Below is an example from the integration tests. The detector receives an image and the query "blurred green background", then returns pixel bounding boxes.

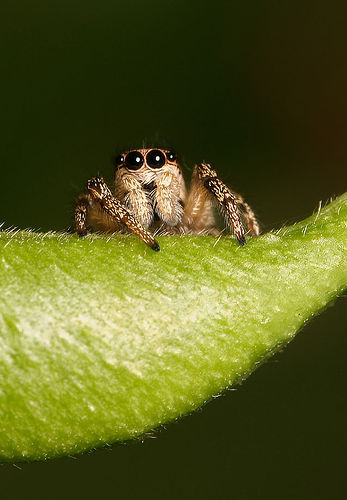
[1,1,346,498]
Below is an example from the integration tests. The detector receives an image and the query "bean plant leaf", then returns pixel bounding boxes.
[0,193,346,461]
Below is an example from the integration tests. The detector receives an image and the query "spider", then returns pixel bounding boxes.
[75,148,259,251]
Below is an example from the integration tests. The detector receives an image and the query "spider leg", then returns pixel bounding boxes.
[76,177,160,251]
[229,191,260,236]
[115,171,153,229]
[183,167,216,232]
[187,163,257,245]
[75,194,90,236]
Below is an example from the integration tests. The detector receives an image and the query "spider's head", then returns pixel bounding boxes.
[113,148,178,177]
[113,147,185,228]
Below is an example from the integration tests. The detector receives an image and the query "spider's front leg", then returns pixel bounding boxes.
[75,177,160,251]
[185,163,259,245]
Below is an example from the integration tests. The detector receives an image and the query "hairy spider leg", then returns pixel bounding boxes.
[189,163,247,245]
[75,194,89,236]
[229,192,260,236]
[76,177,160,251]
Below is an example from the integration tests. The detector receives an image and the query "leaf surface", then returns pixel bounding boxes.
[0,194,346,461]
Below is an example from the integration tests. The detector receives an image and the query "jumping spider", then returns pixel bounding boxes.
[75,148,259,251]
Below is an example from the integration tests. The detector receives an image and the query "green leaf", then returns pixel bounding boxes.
[0,194,346,462]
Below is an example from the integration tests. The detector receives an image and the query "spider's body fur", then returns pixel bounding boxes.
[75,148,259,251]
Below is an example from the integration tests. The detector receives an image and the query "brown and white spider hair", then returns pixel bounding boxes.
[75,148,259,251]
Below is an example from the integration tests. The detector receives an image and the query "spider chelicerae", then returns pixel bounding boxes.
[75,148,260,251]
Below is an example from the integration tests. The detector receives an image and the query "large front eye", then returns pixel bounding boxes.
[125,151,144,170]
[147,149,166,168]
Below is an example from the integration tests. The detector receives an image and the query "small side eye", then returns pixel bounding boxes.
[125,151,144,170]
[166,151,176,162]
[114,154,125,167]
[147,150,166,168]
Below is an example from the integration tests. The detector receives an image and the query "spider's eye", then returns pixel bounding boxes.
[125,151,144,170]
[114,154,125,167]
[166,151,176,162]
[147,149,166,168]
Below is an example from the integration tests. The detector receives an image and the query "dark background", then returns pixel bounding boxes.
[1,1,346,498]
